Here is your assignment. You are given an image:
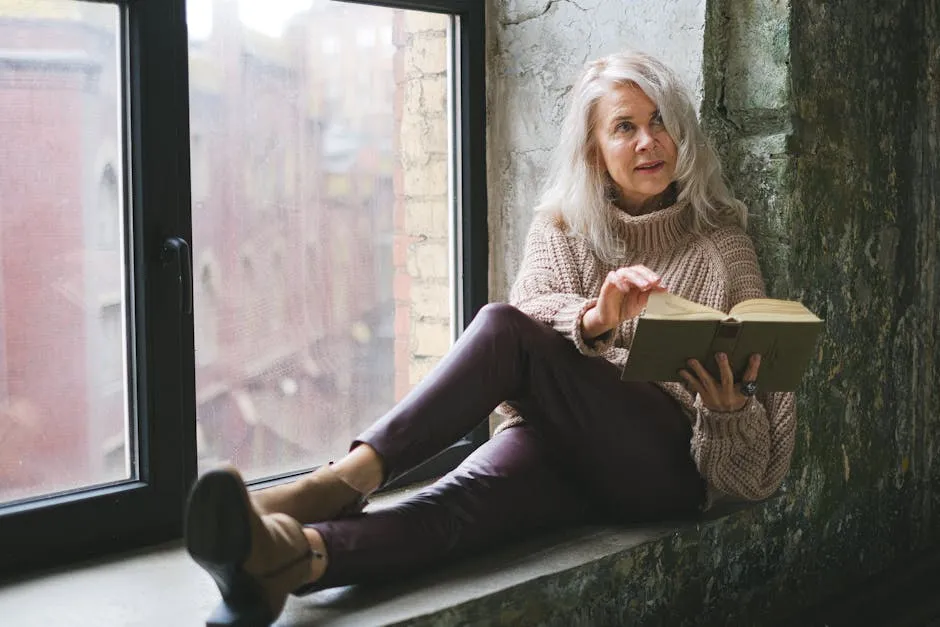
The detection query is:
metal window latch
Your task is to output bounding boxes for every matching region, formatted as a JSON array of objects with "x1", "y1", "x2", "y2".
[{"x1": 161, "y1": 236, "x2": 193, "y2": 315}]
